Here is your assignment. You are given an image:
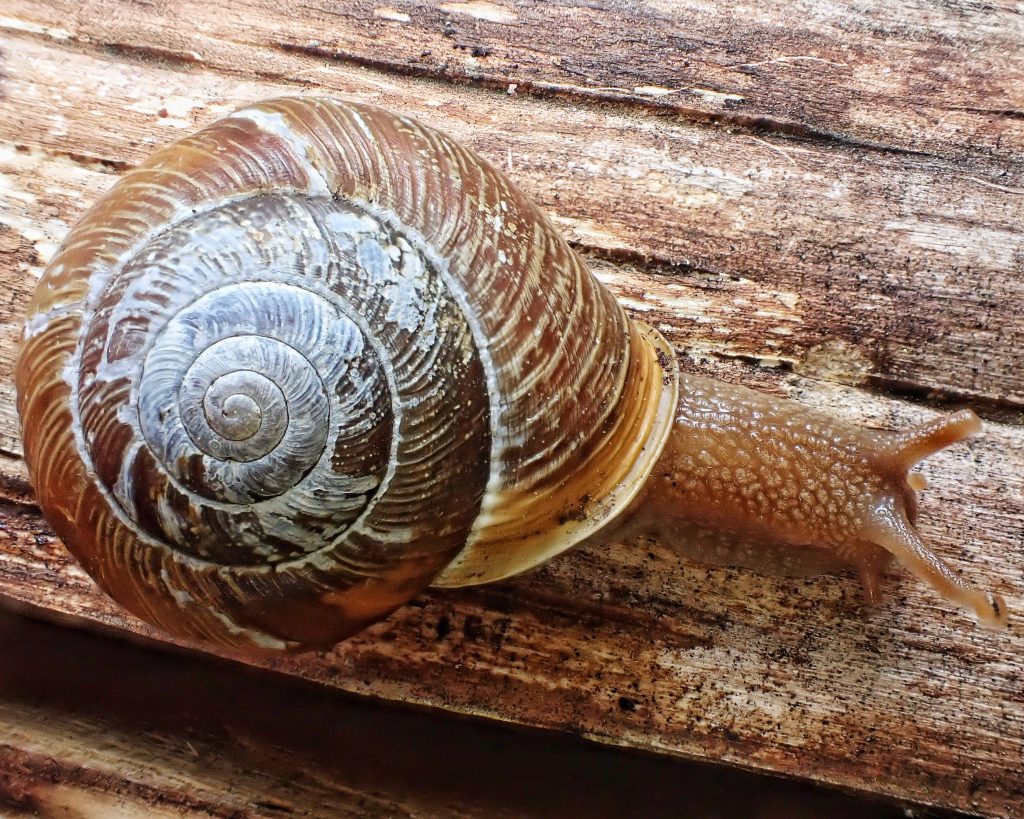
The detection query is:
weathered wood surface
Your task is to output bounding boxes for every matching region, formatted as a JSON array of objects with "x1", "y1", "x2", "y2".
[
  {"x1": 2, "y1": 611, "x2": 950, "y2": 818},
  {"x1": 0, "y1": 2, "x2": 1022, "y2": 817}
]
